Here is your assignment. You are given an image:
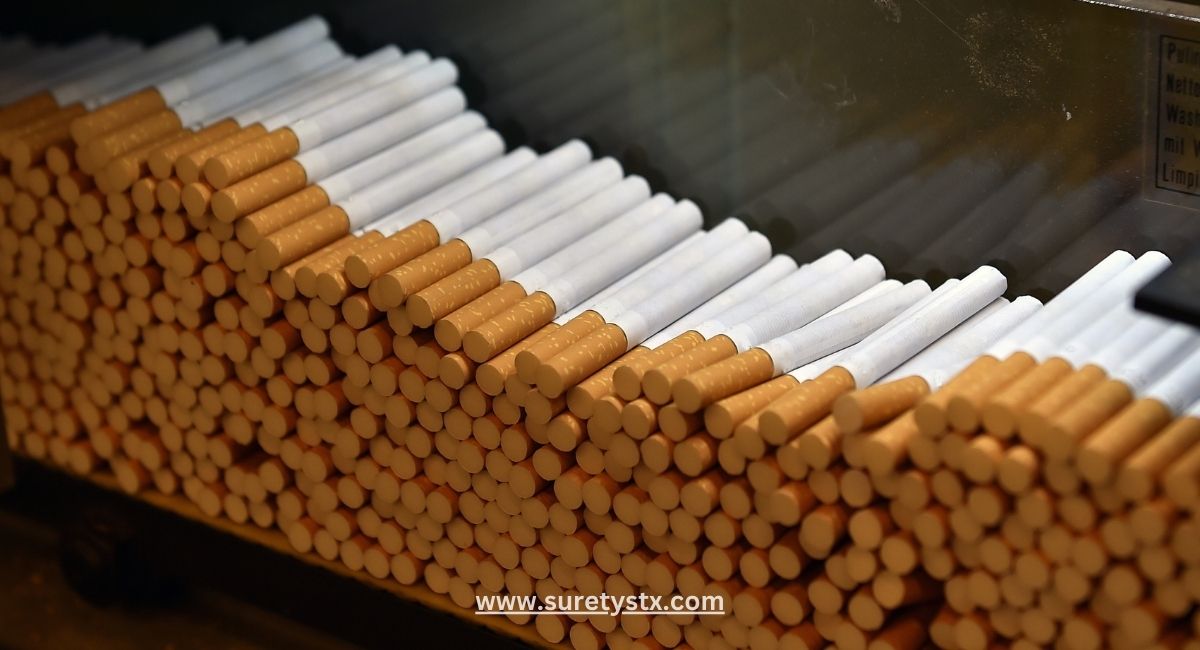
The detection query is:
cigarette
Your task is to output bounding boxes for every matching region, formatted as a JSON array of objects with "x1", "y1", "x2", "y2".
[
  {"x1": 537, "y1": 226, "x2": 771, "y2": 398},
  {"x1": 204, "y1": 58, "x2": 458, "y2": 190},
  {"x1": 340, "y1": 149, "x2": 537, "y2": 292},
  {"x1": 407, "y1": 172, "x2": 645, "y2": 327}
]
